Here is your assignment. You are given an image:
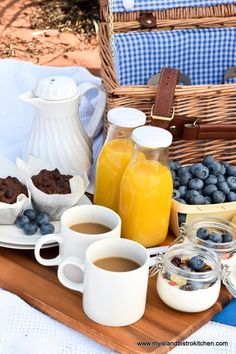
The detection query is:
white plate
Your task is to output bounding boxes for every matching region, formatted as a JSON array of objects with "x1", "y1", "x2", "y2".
[{"x1": 0, "y1": 194, "x2": 91, "y2": 248}]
